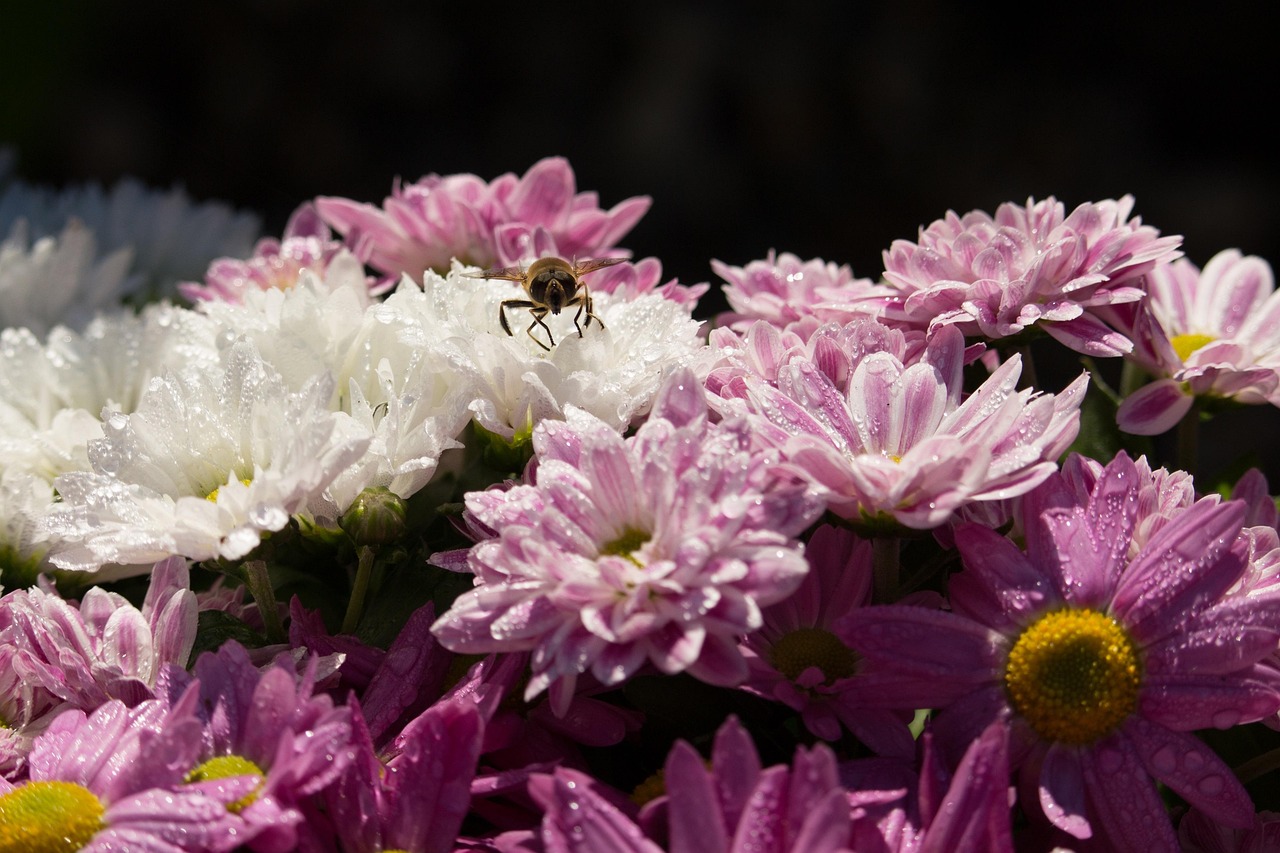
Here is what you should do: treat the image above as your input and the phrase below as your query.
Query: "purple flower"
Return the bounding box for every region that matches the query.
[740,524,918,757]
[431,368,823,715]
[315,157,650,280]
[724,324,1085,530]
[1113,250,1280,434]
[881,195,1182,355]
[842,453,1280,849]
[0,699,247,852]
[713,250,891,333]
[1179,807,1280,852]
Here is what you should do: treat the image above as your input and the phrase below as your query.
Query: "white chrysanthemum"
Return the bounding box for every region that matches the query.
[0,305,219,481]
[0,176,259,297]
[0,220,134,336]
[0,471,56,583]
[39,341,370,572]
[400,263,706,439]
[198,252,474,504]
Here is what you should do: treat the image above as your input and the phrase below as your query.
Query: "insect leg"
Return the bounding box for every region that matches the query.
[500,299,536,337]
[528,307,554,351]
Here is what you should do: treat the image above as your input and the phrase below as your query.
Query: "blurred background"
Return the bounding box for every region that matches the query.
[3,1,1278,477]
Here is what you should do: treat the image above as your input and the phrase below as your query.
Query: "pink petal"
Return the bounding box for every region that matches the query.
[1116,378,1194,435]
[1126,717,1255,829]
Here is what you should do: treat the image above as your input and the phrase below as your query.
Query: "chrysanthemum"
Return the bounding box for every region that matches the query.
[1114,250,1280,434]
[315,156,650,280]
[431,368,823,714]
[841,452,1280,849]
[713,250,890,334]
[180,203,371,304]
[41,341,369,571]
[0,219,133,336]
[0,173,260,297]
[415,262,705,440]
[0,698,247,851]
[0,472,55,586]
[724,323,1085,530]
[740,524,917,757]
[881,195,1182,355]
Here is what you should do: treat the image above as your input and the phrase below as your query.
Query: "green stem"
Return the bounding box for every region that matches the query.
[342,545,376,635]
[1235,746,1280,786]
[243,560,284,644]
[872,536,901,604]
[1176,401,1200,477]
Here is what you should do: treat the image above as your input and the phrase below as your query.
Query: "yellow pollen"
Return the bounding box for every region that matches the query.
[1170,333,1215,362]
[0,780,105,852]
[185,754,265,813]
[599,527,651,567]
[631,768,667,807]
[1004,609,1142,745]
[206,477,254,503]
[769,627,859,685]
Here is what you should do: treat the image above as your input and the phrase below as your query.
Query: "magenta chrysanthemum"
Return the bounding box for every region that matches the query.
[713,250,891,334]
[430,368,823,714]
[842,452,1280,849]
[881,195,1182,355]
[1114,250,1280,434]
[315,156,650,280]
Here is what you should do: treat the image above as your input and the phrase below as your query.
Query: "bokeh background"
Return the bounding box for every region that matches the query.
[3,1,1278,479]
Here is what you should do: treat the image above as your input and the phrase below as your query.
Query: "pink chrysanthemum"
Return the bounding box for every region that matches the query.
[881,195,1182,355]
[713,250,891,334]
[719,323,1085,530]
[841,452,1280,850]
[315,156,650,280]
[178,203,373,304]
[740,524,917,757]
[0,699,247,852]
[1114,250,1280,434]
[431,368,823,715]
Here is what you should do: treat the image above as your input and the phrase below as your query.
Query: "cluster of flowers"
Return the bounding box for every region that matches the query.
[3,153,1280,851]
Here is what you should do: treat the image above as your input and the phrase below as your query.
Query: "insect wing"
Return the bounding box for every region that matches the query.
[571,257,628,277]
[468,265,527,282]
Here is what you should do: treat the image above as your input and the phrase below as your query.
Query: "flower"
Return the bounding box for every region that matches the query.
[724,323,1085,530]
[713,250,890,333]
[1114,250,1280,434]
[315,156,650,280]
[0,173,260,297]
[841,452,1280,849]
[41,341,369,571]
[0,219,133,336]
[881,195,1182,355]
[431,368,822,714]
[0,698,247,851]
[740,524,917,756]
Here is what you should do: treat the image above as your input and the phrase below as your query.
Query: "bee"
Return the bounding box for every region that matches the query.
[469,256,625,351]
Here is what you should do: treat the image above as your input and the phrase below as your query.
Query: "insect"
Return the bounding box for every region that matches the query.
[469,256,625,351]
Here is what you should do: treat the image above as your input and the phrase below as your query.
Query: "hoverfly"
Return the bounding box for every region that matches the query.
[469,256,625,351]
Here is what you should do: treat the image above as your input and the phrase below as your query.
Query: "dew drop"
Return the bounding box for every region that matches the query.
[1148,745,1177,774]
[1196,774,1225,796]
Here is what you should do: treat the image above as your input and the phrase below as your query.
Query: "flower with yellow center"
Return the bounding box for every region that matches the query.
[0,781,104,853]
[842,453,1280,850]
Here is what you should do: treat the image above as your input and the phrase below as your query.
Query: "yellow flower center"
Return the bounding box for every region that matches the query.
[599,527,651,567]
[631,767,667,807]
[1170,333,1216,362]
[1004,609,1142,745]
[0,780,105,853]
[185,754,265,813]
[206,477,254,503]
[769,627,859,685]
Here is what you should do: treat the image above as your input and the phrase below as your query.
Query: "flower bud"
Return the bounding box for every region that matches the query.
[340,486,407,545]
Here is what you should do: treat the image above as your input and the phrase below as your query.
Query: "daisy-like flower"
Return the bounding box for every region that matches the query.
[180,203,370,304]
[841,452,1280,850]
[0,219,134,336]
[725,323,1085,530]
[1114,250,1280,434]
[413,262,705,441]
[315,156,650,280]
[40,341,369,572]
[0,698,247,852]
[0,174,260,297]
[740,524,917,757]
[881,195,1182,355]
[571,255,708,309]
[431,368,823,714]
[713,250,891,333]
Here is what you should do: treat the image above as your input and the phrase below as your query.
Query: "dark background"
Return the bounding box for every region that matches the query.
[3,1,1278,479]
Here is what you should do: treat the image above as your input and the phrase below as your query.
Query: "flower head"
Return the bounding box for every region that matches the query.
[1115,250,1280,434]
[842,452,1280,848]
[431,368,822,714]
[881,195,1182,355]
[316,156,650,280]
[714,250,891,333]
